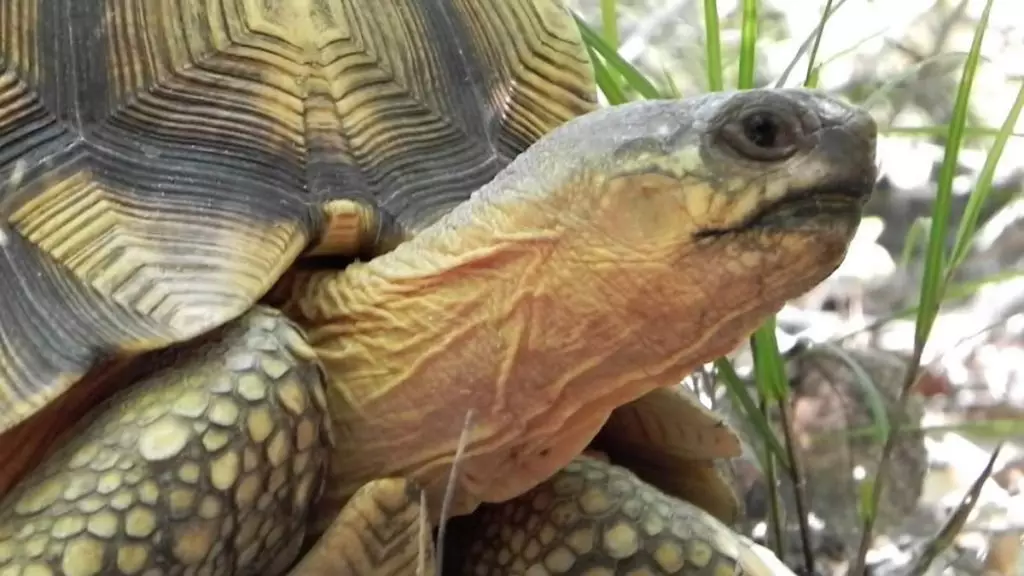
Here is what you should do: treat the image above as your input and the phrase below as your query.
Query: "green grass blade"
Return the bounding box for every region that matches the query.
[921,420,1024,439]
[834,419,1024,442]
[662,67,683,98]
[575,15,663,100]
[702,0,724,92]
[600,0,619,48]
[587,45,629,105]
[714,358,792,470]
[775,0,851,87]
[803,0,835,87]
[805,66,821,89]
[813,26,887,74]
[948,81,1024,271]
[806,344,891,443]
[899,217,930,270]
[863,52,976,110]
[914,0,993,347]
[833,267,1024,341]
[760,397,786,557]
[751,320,789,402]
[857,477,877,525]
[737,0,759,89]
[944,268,1024,302]
[851,1,998,571]
[883,125,1024,139]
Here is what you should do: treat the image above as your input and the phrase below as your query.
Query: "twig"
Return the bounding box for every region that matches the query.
[418,490,429,576]
[777,399,816,575]
[906,443,1004,576]
[801,0,835,86]
[434,409,475,576]
[774,0,851,88]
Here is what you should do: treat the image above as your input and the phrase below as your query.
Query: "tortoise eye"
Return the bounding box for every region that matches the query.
[743,112,781,147]
[720,108,802,162]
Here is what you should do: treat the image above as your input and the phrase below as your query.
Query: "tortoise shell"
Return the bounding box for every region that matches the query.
[0,0,597,435]
[0,0,745,530]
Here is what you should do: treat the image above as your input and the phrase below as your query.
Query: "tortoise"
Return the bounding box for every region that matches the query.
[0,0,878,574]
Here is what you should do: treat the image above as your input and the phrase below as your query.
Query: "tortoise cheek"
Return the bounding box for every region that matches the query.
[592,172,696,251]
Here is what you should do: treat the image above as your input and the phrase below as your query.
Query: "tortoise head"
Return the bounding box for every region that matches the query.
[289,87,878,520]
[477,87,877,328]
[530,88,871,251]
[628,88,877,236]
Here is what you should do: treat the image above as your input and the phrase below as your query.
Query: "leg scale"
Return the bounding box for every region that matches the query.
[455,456,780,575]
[0,306,331,576]
[288,478,435,576]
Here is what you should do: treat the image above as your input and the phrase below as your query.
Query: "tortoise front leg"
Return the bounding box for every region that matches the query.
[451,456,788,576]
[288,478,435,576]
[0,306,428,576]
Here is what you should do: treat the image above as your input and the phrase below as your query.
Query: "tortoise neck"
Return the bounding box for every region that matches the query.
[284,187,794,531]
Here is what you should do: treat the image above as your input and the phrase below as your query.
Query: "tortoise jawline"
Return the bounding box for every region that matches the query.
[693,183,866,239]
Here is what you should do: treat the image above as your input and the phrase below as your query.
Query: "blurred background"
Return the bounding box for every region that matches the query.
[569,1,1024,574]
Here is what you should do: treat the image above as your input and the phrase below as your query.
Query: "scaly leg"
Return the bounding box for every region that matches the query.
[289,478,435,576]
[452,455,785,576]
[0,306,430,576]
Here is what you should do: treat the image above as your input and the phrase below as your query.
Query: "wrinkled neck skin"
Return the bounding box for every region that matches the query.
[289,170,845,531]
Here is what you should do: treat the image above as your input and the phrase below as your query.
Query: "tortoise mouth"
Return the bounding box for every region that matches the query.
[694,179,870,239]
